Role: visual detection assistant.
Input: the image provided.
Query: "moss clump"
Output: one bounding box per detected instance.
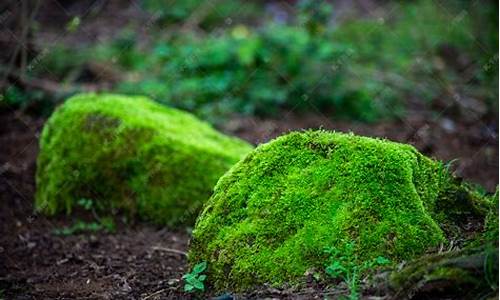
[389,245,498,298]
[35,93,252,226]
[189,130,484,291]
[484,190,499,244]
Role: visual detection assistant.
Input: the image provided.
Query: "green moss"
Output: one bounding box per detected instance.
[484,190,499,244]
[389,245,498,297]
[189,130,484,291]
[425,267,476,285]
[35,93,252,226]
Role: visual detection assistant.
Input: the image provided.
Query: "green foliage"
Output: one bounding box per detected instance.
[77,198,94,210]
[114,0,498,122]
[3,86,40,106]
[484,244,499,291]
[35,93,252,226]
[484,190,499,243]
[65,16,81,33]
[4,0,494,124]
[92,31,144,70]
[332,0,498,112]
[189,130,487,291]
[141,0,261,29]
[182,261,208,293]
[465,189,499,248]
[30,45,87,79]
[2,81,81,117]
[114,24,392,122]
[297,0,333,35]
[53,220,105,236]
[53,198,116,235]
[324,242,390,299]
[16,1,496,123]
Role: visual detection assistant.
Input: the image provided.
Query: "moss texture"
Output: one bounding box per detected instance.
[389,245,498,298]
[35,93,252,226]
[189,130,486,291]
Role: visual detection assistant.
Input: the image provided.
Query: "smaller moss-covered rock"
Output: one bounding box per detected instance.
[389,245,498,299]
[35,93,253,226]
[388,187,498,298]
[189,130,489,291]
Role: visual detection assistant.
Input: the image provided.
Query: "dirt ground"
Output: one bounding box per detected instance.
[0,101,497,299]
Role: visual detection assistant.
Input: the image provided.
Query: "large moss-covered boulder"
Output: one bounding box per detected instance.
[189,130,487,291]
[35,93,252,226]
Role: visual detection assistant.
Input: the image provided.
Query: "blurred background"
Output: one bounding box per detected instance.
[0,0,498,191]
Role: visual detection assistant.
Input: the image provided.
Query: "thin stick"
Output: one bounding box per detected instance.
[142,288,167,300]
[151,246,187,257]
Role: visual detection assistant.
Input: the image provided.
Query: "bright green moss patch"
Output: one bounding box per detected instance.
[35,93,252,226]
[189,130,487,291]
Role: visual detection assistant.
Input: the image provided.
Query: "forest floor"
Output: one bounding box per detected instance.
[0,103,497,299]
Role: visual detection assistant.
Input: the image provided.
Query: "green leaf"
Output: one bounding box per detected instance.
[77,198,93,210]
[100,217,116,233]
[66,16,81,33]
[313,272,321,281]
[184,284,194,292]
[193,261,207,274]
[326,261,346,278]
[191,278,204,291]
[375,256,390,265]
[186,276,196,285]
[198,274,206,282]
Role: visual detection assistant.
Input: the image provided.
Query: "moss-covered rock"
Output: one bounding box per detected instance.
[388,245,498,299]
[35,93,253,226]
[388,189,498,299]
[189,130,487,291]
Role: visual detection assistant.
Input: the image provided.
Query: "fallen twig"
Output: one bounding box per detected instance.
[141,288,167,300]
[151,246,187,257]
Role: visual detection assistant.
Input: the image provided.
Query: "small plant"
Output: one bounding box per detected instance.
[182,261,207,293]
[65,16,81,33]
[52,198,115,236]
[324,242,390,300]
[53,220,103,236]
[77,198,94,210]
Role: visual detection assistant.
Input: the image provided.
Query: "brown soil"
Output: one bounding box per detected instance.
[0,104,497,299]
